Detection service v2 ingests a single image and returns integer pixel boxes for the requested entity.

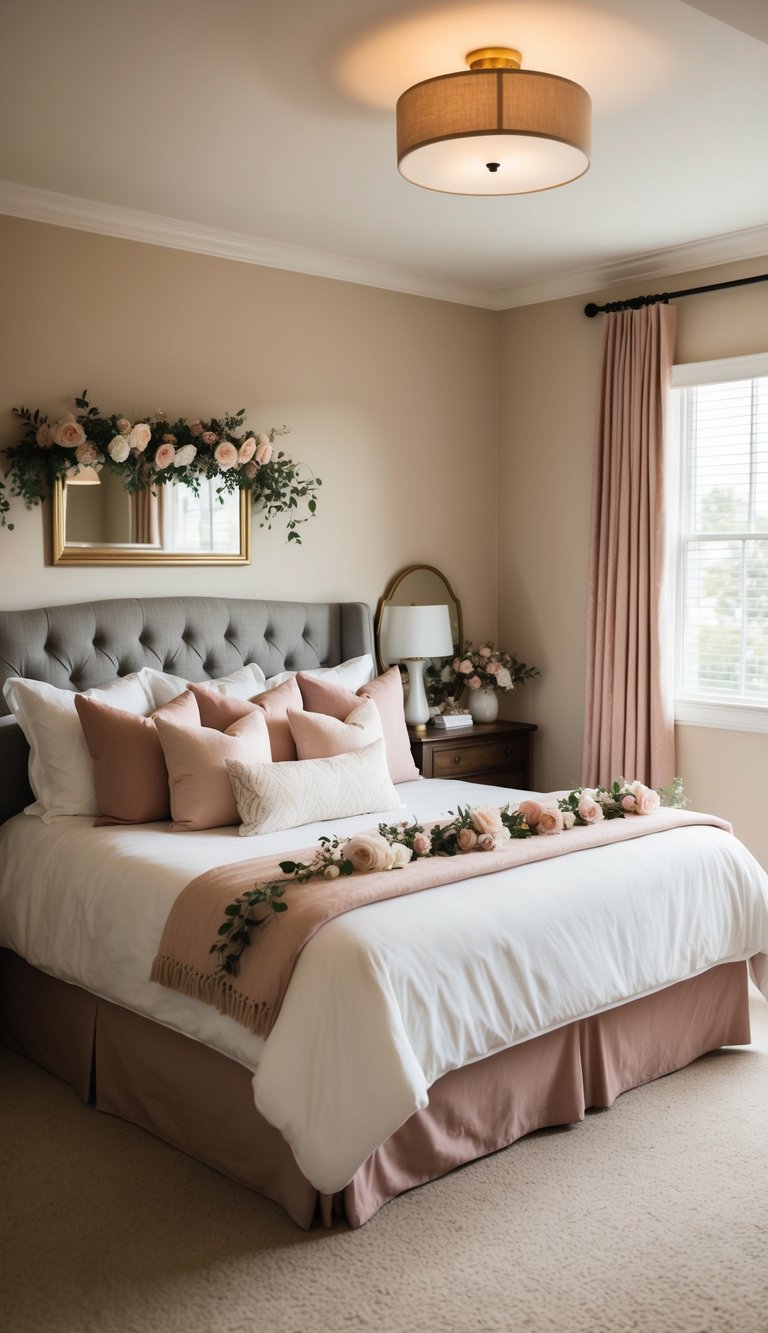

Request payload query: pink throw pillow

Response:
[74,690,199,824]
[297,666,420,784]
[155,710,272,831]
[253,676,303,761]
[287,696,383,760]
[188,681,257,730]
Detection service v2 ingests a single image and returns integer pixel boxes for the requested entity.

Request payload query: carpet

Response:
[1,991,767,1333]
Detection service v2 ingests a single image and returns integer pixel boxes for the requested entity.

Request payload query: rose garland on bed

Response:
[210,777,686,975]
[0,392,320,540]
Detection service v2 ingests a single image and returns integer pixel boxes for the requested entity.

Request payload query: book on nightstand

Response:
[431,713,474,729]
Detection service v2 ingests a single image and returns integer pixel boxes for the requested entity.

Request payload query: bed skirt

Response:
[0,949,751,1228]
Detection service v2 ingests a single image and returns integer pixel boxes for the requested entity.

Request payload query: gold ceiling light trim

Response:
[396,46,591,196]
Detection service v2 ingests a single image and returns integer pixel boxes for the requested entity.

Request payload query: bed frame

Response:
[0,596,753,1228]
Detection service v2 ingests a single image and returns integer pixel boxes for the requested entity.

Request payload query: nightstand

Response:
[408,719,537,791]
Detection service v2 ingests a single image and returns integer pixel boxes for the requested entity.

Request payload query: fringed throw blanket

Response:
[150,807,730,1038]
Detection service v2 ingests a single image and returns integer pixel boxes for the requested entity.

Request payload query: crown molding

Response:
[0,179,497,310]
[1,178,767,314]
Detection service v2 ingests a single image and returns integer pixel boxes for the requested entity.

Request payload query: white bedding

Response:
[1,778,768,1194]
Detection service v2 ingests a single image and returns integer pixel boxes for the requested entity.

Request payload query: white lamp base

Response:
[402,658,430,727]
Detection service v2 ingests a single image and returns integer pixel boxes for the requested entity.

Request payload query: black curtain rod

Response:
[584,270,768,318]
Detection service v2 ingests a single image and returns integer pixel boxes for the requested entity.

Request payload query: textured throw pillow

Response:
[264,654,374,692]
[3,672,167,821]
[297,666,420,784]
[226,739,401,836]
[74,690,199,824]
[187,682,258,730]
[156,709,272,831]
[287,696,383,761]
[144,663,267,708]
[253,676,304,761]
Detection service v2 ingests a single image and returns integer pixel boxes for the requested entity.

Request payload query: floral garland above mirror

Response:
[0,392,321,541]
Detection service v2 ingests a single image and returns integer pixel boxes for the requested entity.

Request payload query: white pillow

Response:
[226,738,401,836]
[145,663,267,707]
[3,672,161,821]
[264,654,374,692]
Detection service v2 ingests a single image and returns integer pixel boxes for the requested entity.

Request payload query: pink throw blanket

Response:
[150,807,730,1038]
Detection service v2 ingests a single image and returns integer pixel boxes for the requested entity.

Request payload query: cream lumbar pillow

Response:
[226,739,401,837]
[287,696,383,760]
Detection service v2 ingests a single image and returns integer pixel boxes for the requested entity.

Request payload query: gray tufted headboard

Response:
[0,596,374,824]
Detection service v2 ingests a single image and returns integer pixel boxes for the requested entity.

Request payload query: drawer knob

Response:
[452,755,462,765]
[505,746,514,757]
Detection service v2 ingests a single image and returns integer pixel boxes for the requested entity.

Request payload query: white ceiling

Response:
[2,0,768,309]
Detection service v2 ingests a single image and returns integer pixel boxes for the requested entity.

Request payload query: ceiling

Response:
[2,0,768,309]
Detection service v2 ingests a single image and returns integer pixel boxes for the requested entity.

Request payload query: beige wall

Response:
[498,257,768,865]
[0,216,498,645]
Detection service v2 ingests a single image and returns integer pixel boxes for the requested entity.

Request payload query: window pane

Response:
[680,539,742,697]
[746,541,768,699]
[690,381,752,534]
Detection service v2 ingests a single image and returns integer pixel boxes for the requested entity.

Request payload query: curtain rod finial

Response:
[584,302,599,317]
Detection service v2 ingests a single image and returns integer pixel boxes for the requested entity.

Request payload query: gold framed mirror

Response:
[52,474,251,566]
[375,565,463,671]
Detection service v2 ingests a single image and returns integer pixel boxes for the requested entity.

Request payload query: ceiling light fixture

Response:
[396,47,591,196]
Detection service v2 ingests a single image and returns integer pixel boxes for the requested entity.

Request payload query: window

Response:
[671,353,768,732]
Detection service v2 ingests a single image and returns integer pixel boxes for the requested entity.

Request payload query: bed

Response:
[1,594,767,1230]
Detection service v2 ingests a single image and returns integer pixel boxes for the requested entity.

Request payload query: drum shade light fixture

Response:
[396,47,591,196]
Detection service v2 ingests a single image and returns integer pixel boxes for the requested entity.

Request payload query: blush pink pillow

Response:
[155,710,272,831]
[287,696,383,760]
[253,676,303,761]
[74,690,200,824]
[188,682,257,730]
[297,666,420,783]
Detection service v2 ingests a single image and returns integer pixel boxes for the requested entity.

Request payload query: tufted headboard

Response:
[0,596,374,824]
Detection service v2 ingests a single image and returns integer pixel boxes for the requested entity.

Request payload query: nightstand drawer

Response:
[432,735,528,779]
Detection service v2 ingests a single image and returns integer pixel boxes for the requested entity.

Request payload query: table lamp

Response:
[385,603,454,729]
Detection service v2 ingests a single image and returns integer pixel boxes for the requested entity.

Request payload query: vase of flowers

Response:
[454,641,539,721]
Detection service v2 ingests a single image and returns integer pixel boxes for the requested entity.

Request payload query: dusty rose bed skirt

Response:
[0,949,751,1228]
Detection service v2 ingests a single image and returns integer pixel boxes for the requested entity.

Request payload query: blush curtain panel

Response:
[581,303,677,789]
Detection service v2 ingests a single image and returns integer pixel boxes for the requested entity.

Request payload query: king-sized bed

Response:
[1,595,767,1229]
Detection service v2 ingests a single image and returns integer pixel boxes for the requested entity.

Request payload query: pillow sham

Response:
[74,690,199,824]
[156,710,272,831]
[187,682,257,730]
[253,676,304,762]
[287,696,383,761]
[144,663,267,708]
[263,654,374,692]
[297,666,420,784]
[226,738,401,837]
[3,672,167,821]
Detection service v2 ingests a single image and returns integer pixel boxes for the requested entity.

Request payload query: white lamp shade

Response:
[385,603,454,661]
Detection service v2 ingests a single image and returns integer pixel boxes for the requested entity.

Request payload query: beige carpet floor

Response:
[1,991,767,1333]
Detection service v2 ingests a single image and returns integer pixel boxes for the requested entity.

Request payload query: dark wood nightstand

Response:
[408,719,537,790]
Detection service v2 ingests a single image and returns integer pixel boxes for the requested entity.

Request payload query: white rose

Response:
[108,435,130,463]
[173,444,197,467]
[562,810,576,829]
[324,864,341,880]
[345,833,394,873]
[390,842,413,869]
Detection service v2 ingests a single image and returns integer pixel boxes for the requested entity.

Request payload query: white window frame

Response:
[670,351,768,734]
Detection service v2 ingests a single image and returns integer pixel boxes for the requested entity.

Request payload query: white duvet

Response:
[1,778,768,1194]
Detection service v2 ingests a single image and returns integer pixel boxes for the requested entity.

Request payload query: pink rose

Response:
[471,807,504,836]
[116,418,131,435]
[345,833,394,873]
[537,806,564,835]
[189,421,203,437]
[412,832,430,856]
[621,794,636,811]
[36,424,52,447]
[215,441,238,471]
[457,827,477,852]
[242,460,259,479]
[577,796,604,824]
[52,415,86,448]
[467,675,482,689]
[128,423,151,453]
[255,438,273,465]
[632,783,660,816]
[477,833,496,852]
[486,661,500,675]
[518,799,543,828]
[458,659,474,674]
[238,436,256,464]
[154,442,176,469]
[202,431,218,446]
[479,646,492,658]
[76,442,100,465]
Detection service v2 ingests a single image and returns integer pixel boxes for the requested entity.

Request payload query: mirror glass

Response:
[52,475,250,565]
[376,564,463,670]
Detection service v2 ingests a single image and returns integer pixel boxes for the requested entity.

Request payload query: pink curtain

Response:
[581,303,677,789]
[130,489,161,545]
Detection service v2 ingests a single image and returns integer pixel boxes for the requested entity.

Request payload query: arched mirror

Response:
[376,565,462,672]
[52,474,250,565]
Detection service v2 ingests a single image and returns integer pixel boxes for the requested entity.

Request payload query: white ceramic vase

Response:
[467,685,499,723]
